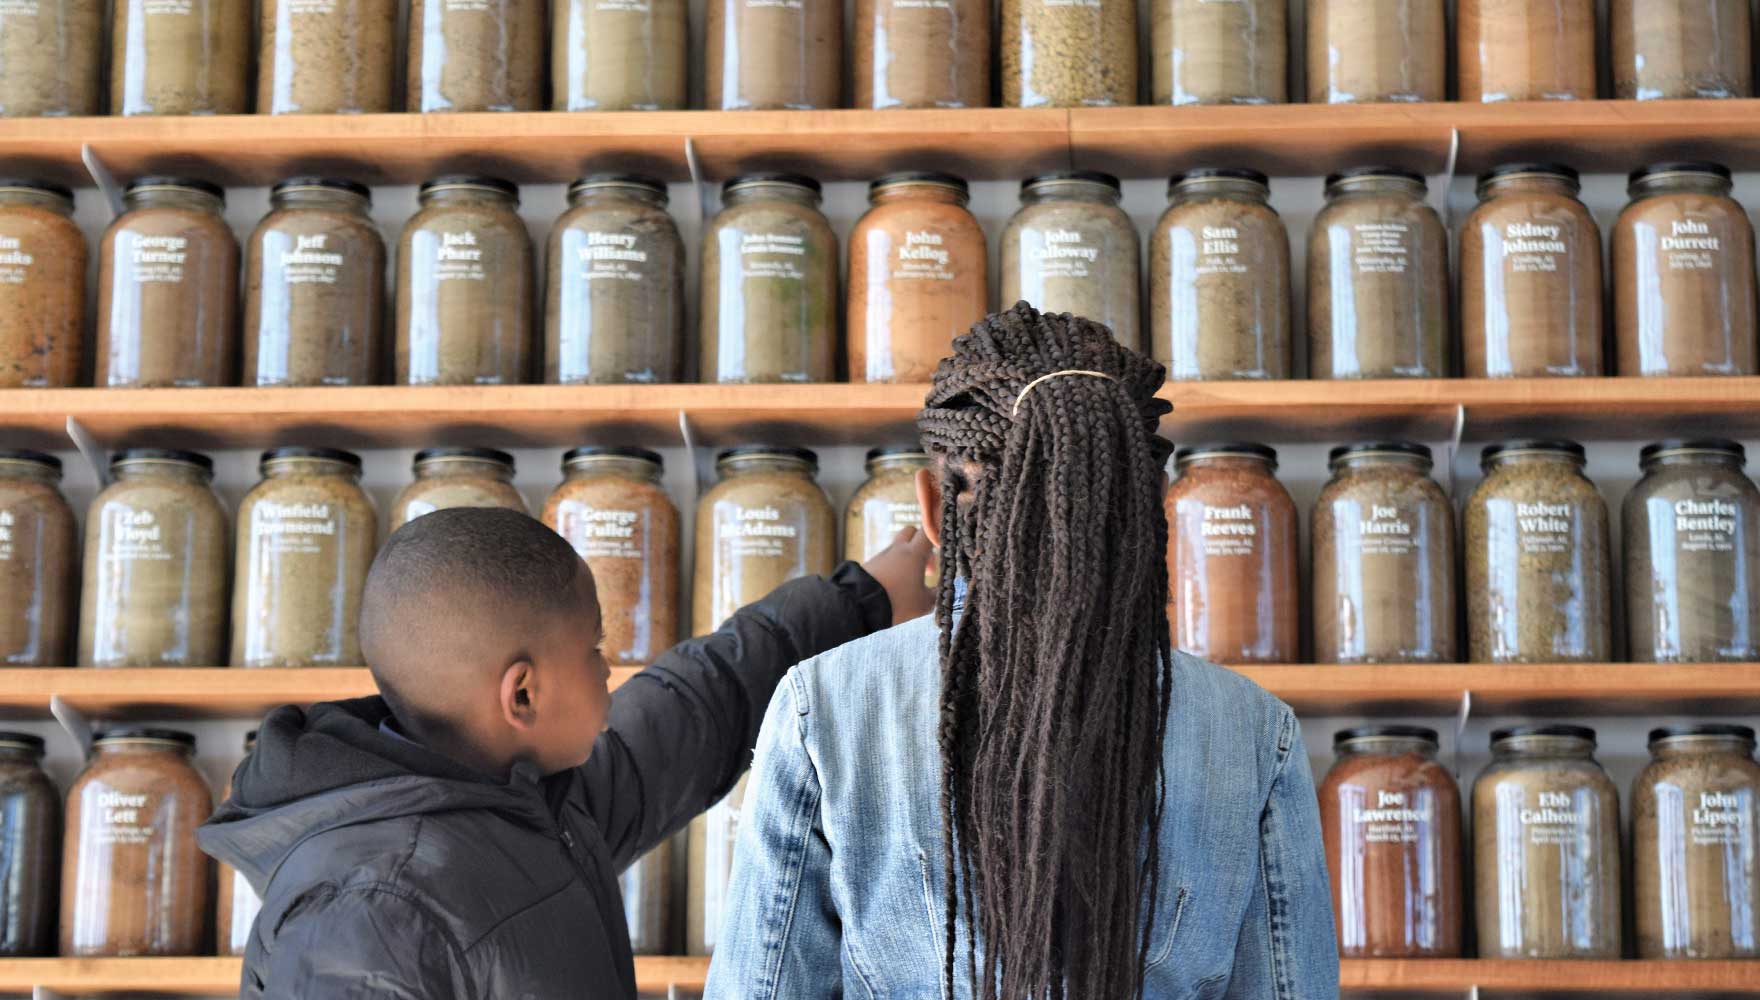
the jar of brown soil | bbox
[1614,0,1750,100]
[0,0,101,116]
[1613,163,1758,377]
[846,447,930,563]
[231,448,376,669]
[0,450,75,667]
[553,0,687,110]
[1306,0,1445,103]
[1312,443,1455,665]
[705,0,840,110]
[396,176,534,386]
[623,839,674,954]
[61,728,211,957]
[260,0,396,114]
[1001,172,1141,351]
[79,450,228,669]
[1152,0,1286,105]
[389,447,527,532]
[1151,169,1291,380]
[1624,440,1760,663]
[545,175,685,385]
[1459,0,1596,102]
[0,732,57,957]
[1165,444,1298,665]
[854,0,986,108]
[244,177,385,388]
[1461,164,1604,379]
[96,177,239,389]
[541,447,678,666]
[0,179,84,388]
[1633,724,1760,959]
[848,173,987,383]
[215,730,259,957]
[408,0,544,112]
[1465,441,1611,664]
[110,0,250,115]
[700,175,837,384]
[1001,0,1135,107]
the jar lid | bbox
[724,172,821,197]
[1022,171,1120,194]
[414,446,515,469]
[1478,163,1579,188]
[871,171,967,196]
[1335,725,1438,746]
[1168,168,1268,196]
[562,446,663,470]
[1640,438,1746,466]
[111,447,213,472]
[0,177,73,202]
[1650,723,1756,745]
[866,445,930,463]
[717,444,818,469]
[0,732,44,754]
[1630,161,1731,184]
[1174,443,1277,468]
[420,175,519,200]
[1491,724,1597,746]
[95,727,196,749]
[1480,439,1585,463]
[262,446,363,469]
[125,175,225,201]
[0,448,61,472]
[1328,441,1432,466]
[272,176,371,200]
[1325,166,1426,190]
[567,173,668,203]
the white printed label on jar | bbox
[1663,218,1722,271]
[129,234,188,285]
[893,230,955,281]
[564,508,643,560]
[747,0,803,8]
[1515,501,1573,555]
[0,235,31,285]
[595,0,651,11]
[1200,503,1256,557]
[1671,498,1740,553]
[577,232,650,282]
[1032,229,1100,279]
[435,231,487,282]
[1195,225,1248,277]
[106,509,171,563]
[252,501,338,557]
[739,233,806,282]
[280,234,346,287]
[1043,0,1102,7]
[892,0,953,8]
[143,0,192,14]
[289,0,338,12]
[720,505,798,559]
[444,0,493,11]
[1354,789,1428,844]
[96,790,155,846]
[0,1,42,16]
[1358,504,1416,556]
[1502,221,1567,274]
[0,509,13,562]
[1690,790,1750,846]
[1520,789,1588,845]
[1353,222,1411,274]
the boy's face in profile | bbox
[520,565,613,773]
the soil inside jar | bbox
[245,192,386,387]
[1001,180,1141,351]
[1152,0,1286,105]
[705,0,841,110]
[96,195,240,389]
[389,457,528,532]
[0,0,101,116]
[545,185,686,384]
[1613,182,1758,377]
[1001,0,1136,107]
[1459,0,1597,102]
[260,0,397,114]
[1614,0,1751,100]
[396,187,535,386]
[699,184,837,384]
[0,746,57,956]
[0,190,85,388]
[1632,735,1760,958]
[552,0,688,111]
[408,0,545,112]
[1306,0,1446,103]
[0,460,75,667]
[854,0,988,109]
[111,0,251,115]
[1151,182,1291,380]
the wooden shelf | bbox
[0,954,709,994]
[1340,958,1760,993]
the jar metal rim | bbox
[1491,723,1597,746]
[1335,725,1438,746]
[1325,166,1426,192]
[420,175,519,201]
[272,176,371,201]
[1477,162,1580,195]
[1174,442,1277,469]
[262,446,362,470]
[1328,441,1433,467]
[0,178,74,204]
[717,444,818,470]
[563,445,664,471]
[0,732,45,754]
[1023,171,1120,195]
[111,447,213,473]
[94,727,196,749]
[414,446,514,469]
[125,175,224,201]
[1480,440,1585,466]
[723,173,821,198]
[1640,439,1746,467]
[1650,724,1757,746]
[1629,161,1731,186]
[0,449,62,474]
[1168,168,1268,197]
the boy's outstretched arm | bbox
[257,888,474,1000]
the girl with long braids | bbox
[705,304,1337,999]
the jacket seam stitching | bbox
[1262,707,1298,999]
[754,704,827,999]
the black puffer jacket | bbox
[198,564,889,999]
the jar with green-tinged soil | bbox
[700,175,837,384]
[215,730,260,957]
[397,177,535,386]
[0,180,84,388]
[245,177,385,388]
[0,732,57,957]
[0,0,101,116]
[1001,0,1136,107]
[1306,0,1445,103]
[389,448,527,532]
[1614,0,1750,100]
[1001,172,1141,351]
[111,0,250,115]
[706,0,840,110]
[0,450,75,667]
[79,450,228,669]
[545,175,685,385]
[408,0,545,112]
[854,0,987,109]
[553,0,687,110]
[260,0,397,113]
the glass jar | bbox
[1624,440,1760,663]
[388,448,527,533]
[1152,0,1286,105]
[1614,0,1750,100]
[623,839,675,955]
[1165,444,1298,664]
[1461,164,1604,379]
[1613,163,1758,377]
[553,0,686,110]
[1464,441,1612,664]
[215,730,260,957]
[231,448,377,669]
[854,0,987,109]
[408,0,544,112]
[260,0,396,113]
[61,729,211,957]
[1473,726,1622,959]
[1001,172,1141,351]
[0,0,101,116]
[848,173,987,384]
[1633,724,1760,959]
[1460,0,1596,104]
[1001,0,1135,107]
[245,177,385,388]
[705,0,840,110]
[1151,169,1291,380]
[0,180,84,388]
[110,0,250,115]
[1309,168,1449,380]
[0,451,75,667]
[1311,443,1455,665]
[545,175,685,385]
[0,733,57,957]
[1306,0,1445,103]
[79,450,228,669]
[846,447,930,563]
[97,177,239,389]
[396,176,534,386]
[541,447,679,667]
[700,175,837,384]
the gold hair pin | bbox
[1012,370,1119,417]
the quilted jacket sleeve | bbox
[256,887,476,1000]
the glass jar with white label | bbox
[388,447,527,533]
[260,0,397,113]
[1000,0,1136,107]
[1152,0,1286,105]
[0,0,101,116]
[854,0,987,108]
[0,180,85,388]
[214,730,260,957]
[0,450,75,667]
[1001,172,1141,351]
[408,0,545,112]
[706,0,840,109]
[111,0,250,115]
[553,0,688,110]
[845,447,929,563]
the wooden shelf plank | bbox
[1340,958,1760,993]
[0,954,709,993]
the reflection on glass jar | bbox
[215,730,261,957]
[846,447,930,563]
[408,0,545,112]
[0,451,75,667]
[1001,172,1141,351]
[0,180,83,388]
[0,732,56,957]
[553,0,688,110]
[260,0,397,114]
[389,448,527,533]
[1458,0,1596,102]
[854,0,987,109]
[0,0,100,116]
[111,0,250,115]
[1152,0,1285,106]
[1001,0,1136,107]
[1306,0,1445,104]
[706,0,840,110]
[1614,0,1751,100]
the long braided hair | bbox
[918,303,1176,1000]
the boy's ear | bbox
[500,659,540,731]
[915,468,943,549]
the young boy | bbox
[199,506,933,998]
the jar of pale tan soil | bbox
[1151,169,1290,380]
[849,173,987,383]
[215,730,260,957]
[260,0,396,114]
[1614,163,1758,378]
[62,729,211,957]
[0,180,84,388]
[0,451,74,668]
[96,178,239,389]
[542,447,678,666]
[245,177,385,388]
[1459,0,1597,102]
[1625,440,1760,664]
[1165,444,1297,665]
[553,0,687,110]
[1461,164,1604,379]
[1309,168,1448,380]
[389,448,527,532]
[408,0,544,112]
[1312,443,1455,665]
[1001,0,1135,107]
[1001,172,1141,351]
[0,733,57,957]
[1152,0,1285,105]
[1306,0,1445,104]
[1633,725,1760,959]
[0,0,101,116]
[701,175,837,384]
[545,175,685,385]
[1614,0,1751,100]
[846,447,930,563]
[854,0,987,109]
[111,0,250,115]
[706,0,840,110]
[1464,441,1612,665]
[1473,726,1622,959]
[623,838,674,954]
[79,450,228,669]
[397,176,534,386]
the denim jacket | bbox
[704,612,1340,1000]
